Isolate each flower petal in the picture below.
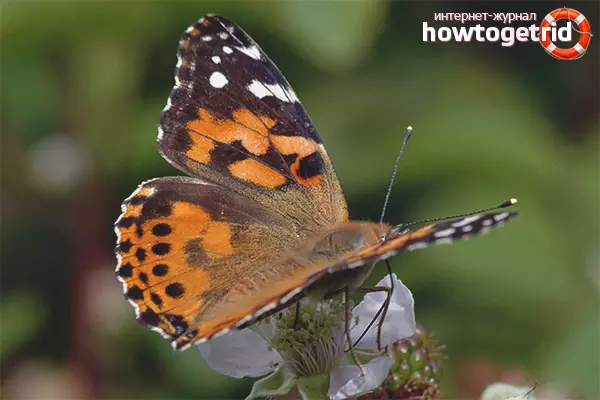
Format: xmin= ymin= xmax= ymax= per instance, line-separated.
xmin=246 ymin=367 xmax=296 ymax=400
xmin=480 ymin=383 xmax=536 ymax=400
xmin=350 ymin=273 xmax=416 ymax=349
xmin=197 ymin=329 xmax=283 ymax=378
xmin=328 ymin=356 xmax=394 ymax=399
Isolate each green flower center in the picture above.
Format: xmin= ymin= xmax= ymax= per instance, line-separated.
xmin=269 ymin=299 xmax=347 ymax=377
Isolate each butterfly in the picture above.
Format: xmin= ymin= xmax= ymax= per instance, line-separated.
xmin=114 ymin=15 xmax=517 ymax=351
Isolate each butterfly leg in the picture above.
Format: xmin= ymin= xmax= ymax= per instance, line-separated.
xmin=293 ymin=302 xmax=301 ymax=328
xmin=344 ymin=287 xmax=365 ymax=375
xmin=355 ymin=286 xmax=392 ymax=351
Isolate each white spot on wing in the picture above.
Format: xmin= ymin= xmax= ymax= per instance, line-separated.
xmin=201 ymin=35 xmax=213 ymax=42
xmin=494 ymin=212 xmax=510 ymax=222
xmin=433 ymin=228 xmax=455 ymax=238
xmin=247 ymin=79 xmax=298 ymax=103
xmin=218 ymin=32 xmax=228 ymax=40
xmin=209 ymin=71 xmax=228 ymax=88
xmin=161 ymin=97 xmax=172 ymax=112
xmin=211 ymin=56 xmax=221 ymax=64
xmin=407 ymin=242 xmax=429 ymax=251
xmin=281 ymin=286 xmax=304 ymax=303
xmin=223 ymin=46 xmax=233 ymax=54
xmin=235 ymin=45 xmax=261 ymax=60
xmin=247 ymin=80 xmax=272 ymax=99
xmin=452 ymin=215 xmax=481 ymax=228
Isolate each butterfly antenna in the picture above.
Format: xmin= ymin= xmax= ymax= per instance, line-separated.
xmin=397 ymin=197 xmax=518 ymax=231
xmin=379 ymin=126 xmax=413 ymax=225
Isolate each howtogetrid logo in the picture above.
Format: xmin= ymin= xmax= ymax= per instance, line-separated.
xmin=539 ymin=8 xmax=592 ymax=60
xmin=423 ymin=7 xmax=593 ymax=60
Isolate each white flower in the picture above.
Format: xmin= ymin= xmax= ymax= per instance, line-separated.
xmin=197 ymin=274 xmax=416 ymax=399
xmin=480 ymin=383 xmax=536 ymax=400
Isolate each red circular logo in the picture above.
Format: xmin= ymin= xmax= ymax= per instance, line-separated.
xmin=539 ymin=7 xmax=592 ymax=60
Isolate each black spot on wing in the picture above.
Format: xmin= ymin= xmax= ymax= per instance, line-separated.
xmin=138 ymin=309 xmax=160 ymax=327
xmin=152 ymin=223 xmax=172 ymax=237
xmin=141 ymin=198 xmax=173 ymax=219
xmin=126 ymin=286 xmax=144 ymax=300
xmin=297 ymin=151 xmax=325 ymax=179
xmin=128 ymin=196 xmax=147 ymax=206
xmin=139 ymin=272 xmax=149 ymax=285
xmin=153 ymin=264 xmax=169 ymax=277
xmin=117 ymin=239 xmax=132 ymax=254
xmin=166 ymin=314 xmax=189 ymax=337
xmin=165 ymin=283 xmax=185 ymax=299
xmin=118 ymin=217 xmax=135 ymax=228
xmin=117 ymin=262 xmax=133 ymax=278
xmin=152 ymin=243 xmax=171 ymax=256
xmin=135 ymin=248 xmax=147 ymax=262
xmin=151 ymin=293 xmax=163 ymax=307
xmin=209 ymin=140 xmax=252 ymax=172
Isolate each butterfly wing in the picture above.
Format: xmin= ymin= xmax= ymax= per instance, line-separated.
xmin=311 ymin=212 xmax=519 ymax=284
xmin=158 ymin=15 xmax=347 ymax=228
xmin=173 ymin=212 xmax=517 ymax=350
xmin=116 ymin=175 xmax=515 ymax=350
xmin=115 ymin=177 xmax=309 ymax=348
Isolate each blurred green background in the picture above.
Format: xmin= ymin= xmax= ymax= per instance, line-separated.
xmin=1 ymin=1 xmax=598 ymax=399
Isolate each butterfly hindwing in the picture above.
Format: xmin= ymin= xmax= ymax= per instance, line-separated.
xmin=174 ymin=212 xmax=518 ymax=350
xmin=158 ymin=15 xmax=347 ymax=227
xmin=115 ymin=177 xmax=307 ymax=347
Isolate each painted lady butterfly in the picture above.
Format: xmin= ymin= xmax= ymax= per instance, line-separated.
xmin=115 ymin=15 xmax=517 ymax=351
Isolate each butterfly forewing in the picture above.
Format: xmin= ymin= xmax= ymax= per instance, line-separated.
xmin=324 ymin=211 xmax=518 ymax=279
xmin=158 ymin=15 xmax=347 ymax=227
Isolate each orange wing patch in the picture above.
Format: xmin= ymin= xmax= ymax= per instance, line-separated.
xmin=186 ymin=108 xmax=276 ymax=158
xmin=228 ymin=158 xmax=287 ymax=188
xmin=186 ymin=134 xmax=214 ymax=164
xmin=172 ymin=264 xmax=324 ymax=350
xmin=270 ymin=135 xmax=324 ymax=186
xmin=200 ymin=222 xmax=236 ymax=258
xmin=184 ymin=107 xmax=328 ymax=189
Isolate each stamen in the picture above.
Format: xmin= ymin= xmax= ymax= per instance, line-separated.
xmin=270 ymin=299 xmax=346 ymax=377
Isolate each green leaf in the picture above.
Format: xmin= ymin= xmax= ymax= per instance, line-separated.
xmin=246 ymin=367 xmax=296 ymax=400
